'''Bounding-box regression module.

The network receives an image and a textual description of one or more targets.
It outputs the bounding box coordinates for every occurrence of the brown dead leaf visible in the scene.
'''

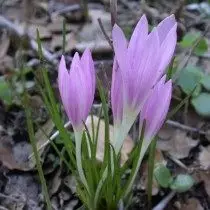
[179,198,203,210]
[193,170,210,197]
[76,9,112,53]
[198,146,210,170]
[157,129,199,159]
[0,33,10,58]
[28,25,52,40]
[139,149,166,195]
[0,135,19,170]
[50,33,76,52]
[85,116,134,164]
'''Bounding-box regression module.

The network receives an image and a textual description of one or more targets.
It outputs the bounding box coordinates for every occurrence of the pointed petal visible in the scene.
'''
[112,24,128,72]
[157,24,177,79]
[157,14,176,44]
[128,15,148,69]
[111,59,123,125]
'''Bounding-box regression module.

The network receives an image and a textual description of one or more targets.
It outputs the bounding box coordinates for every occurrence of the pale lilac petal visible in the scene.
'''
[111,59,123,125]
[132,28,160,110]
[58,50,95,130]
[112,24,128,72]
[140,78,172,141]
[157,24,177,79]
[128,15,148,69]
[157,14,176,44]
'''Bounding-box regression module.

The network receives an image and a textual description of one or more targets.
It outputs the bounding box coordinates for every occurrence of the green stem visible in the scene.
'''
[75,130,90,194]
[147,138,157,210]
[25,107,52,210]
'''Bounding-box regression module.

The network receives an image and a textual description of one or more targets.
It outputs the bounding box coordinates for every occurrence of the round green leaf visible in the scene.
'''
[194,38,208,56]
[179,32,200,48]
[170,174,194,193]
[177,66,204,96]
[154,164,172,188]
[191,93,210,117]
[201,76,210,91]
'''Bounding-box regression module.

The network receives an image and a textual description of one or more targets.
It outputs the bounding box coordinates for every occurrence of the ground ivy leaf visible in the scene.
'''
[191,93,210,117]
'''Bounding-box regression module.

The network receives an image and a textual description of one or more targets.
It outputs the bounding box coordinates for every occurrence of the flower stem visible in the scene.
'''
[75,130,90,194]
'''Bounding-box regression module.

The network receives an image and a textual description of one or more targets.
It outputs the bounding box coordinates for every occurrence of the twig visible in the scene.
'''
[110,0,118,27]
[166,154,189,171]
[0,15,57,65]
[152,191,176,210]
[51,4,80,17]
[98,18,113,50]
[28,121,71,159]
[166,120,206,135]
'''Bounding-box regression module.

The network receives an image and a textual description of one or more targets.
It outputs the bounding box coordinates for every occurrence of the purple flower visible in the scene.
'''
[111,14,177,126]
[140,76,172,142]
[58,49,95,131]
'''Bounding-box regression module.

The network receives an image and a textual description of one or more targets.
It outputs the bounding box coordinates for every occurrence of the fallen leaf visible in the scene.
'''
[193,170,210,197]
[85,115,134,164]
[76,9,112,53]
[157,129,199,159]
[179,198,203,210]
[50,33,76,52]
[28,25,52,40]
[0,135,20,170]
[198,146,210,169]
[0,33,10,58]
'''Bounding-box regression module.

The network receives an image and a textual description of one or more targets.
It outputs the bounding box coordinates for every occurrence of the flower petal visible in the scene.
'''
[157,14,176,44]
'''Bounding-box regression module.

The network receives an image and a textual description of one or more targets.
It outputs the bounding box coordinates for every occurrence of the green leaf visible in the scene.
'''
[154,164,172,188]
[194,38,208,56]
[177,66,203,97]
[201,76,210,91]
[0,77,12,105]
[170,174,194,193]
[191,93,210,117]
[179,32,200,48]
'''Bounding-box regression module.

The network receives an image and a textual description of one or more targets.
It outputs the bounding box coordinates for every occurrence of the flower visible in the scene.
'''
[58,49,95,131]
[111,14,176,152]
[139,76,172,143]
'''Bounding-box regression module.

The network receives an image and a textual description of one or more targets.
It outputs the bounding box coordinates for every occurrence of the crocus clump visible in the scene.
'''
[57,14,177,206]
[111,14,177,153]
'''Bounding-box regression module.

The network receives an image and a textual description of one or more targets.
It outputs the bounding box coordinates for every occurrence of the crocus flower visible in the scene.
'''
[58,49,95,132]
[124,77,172,197]
[111,14,177,152]
[58,49,95,194]
[139,76,172,150]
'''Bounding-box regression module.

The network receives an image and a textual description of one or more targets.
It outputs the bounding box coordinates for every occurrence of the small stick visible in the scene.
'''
[110,0,117,27]
[152,191,176,210]
[166,120,206,135]
[28,121,71,159]
[98,18,113,50]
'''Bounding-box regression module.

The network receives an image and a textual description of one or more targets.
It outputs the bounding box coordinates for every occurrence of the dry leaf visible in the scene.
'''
[76,9,112,53]
[198,146,210,170]
[157,129,199,159]
[28,25,52,40]
[179,198,203,210]
[0,135,20,170]
[50,33,76,52]
[85,116,134,164]
[0,34,10,58]
[193,170,210,197]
